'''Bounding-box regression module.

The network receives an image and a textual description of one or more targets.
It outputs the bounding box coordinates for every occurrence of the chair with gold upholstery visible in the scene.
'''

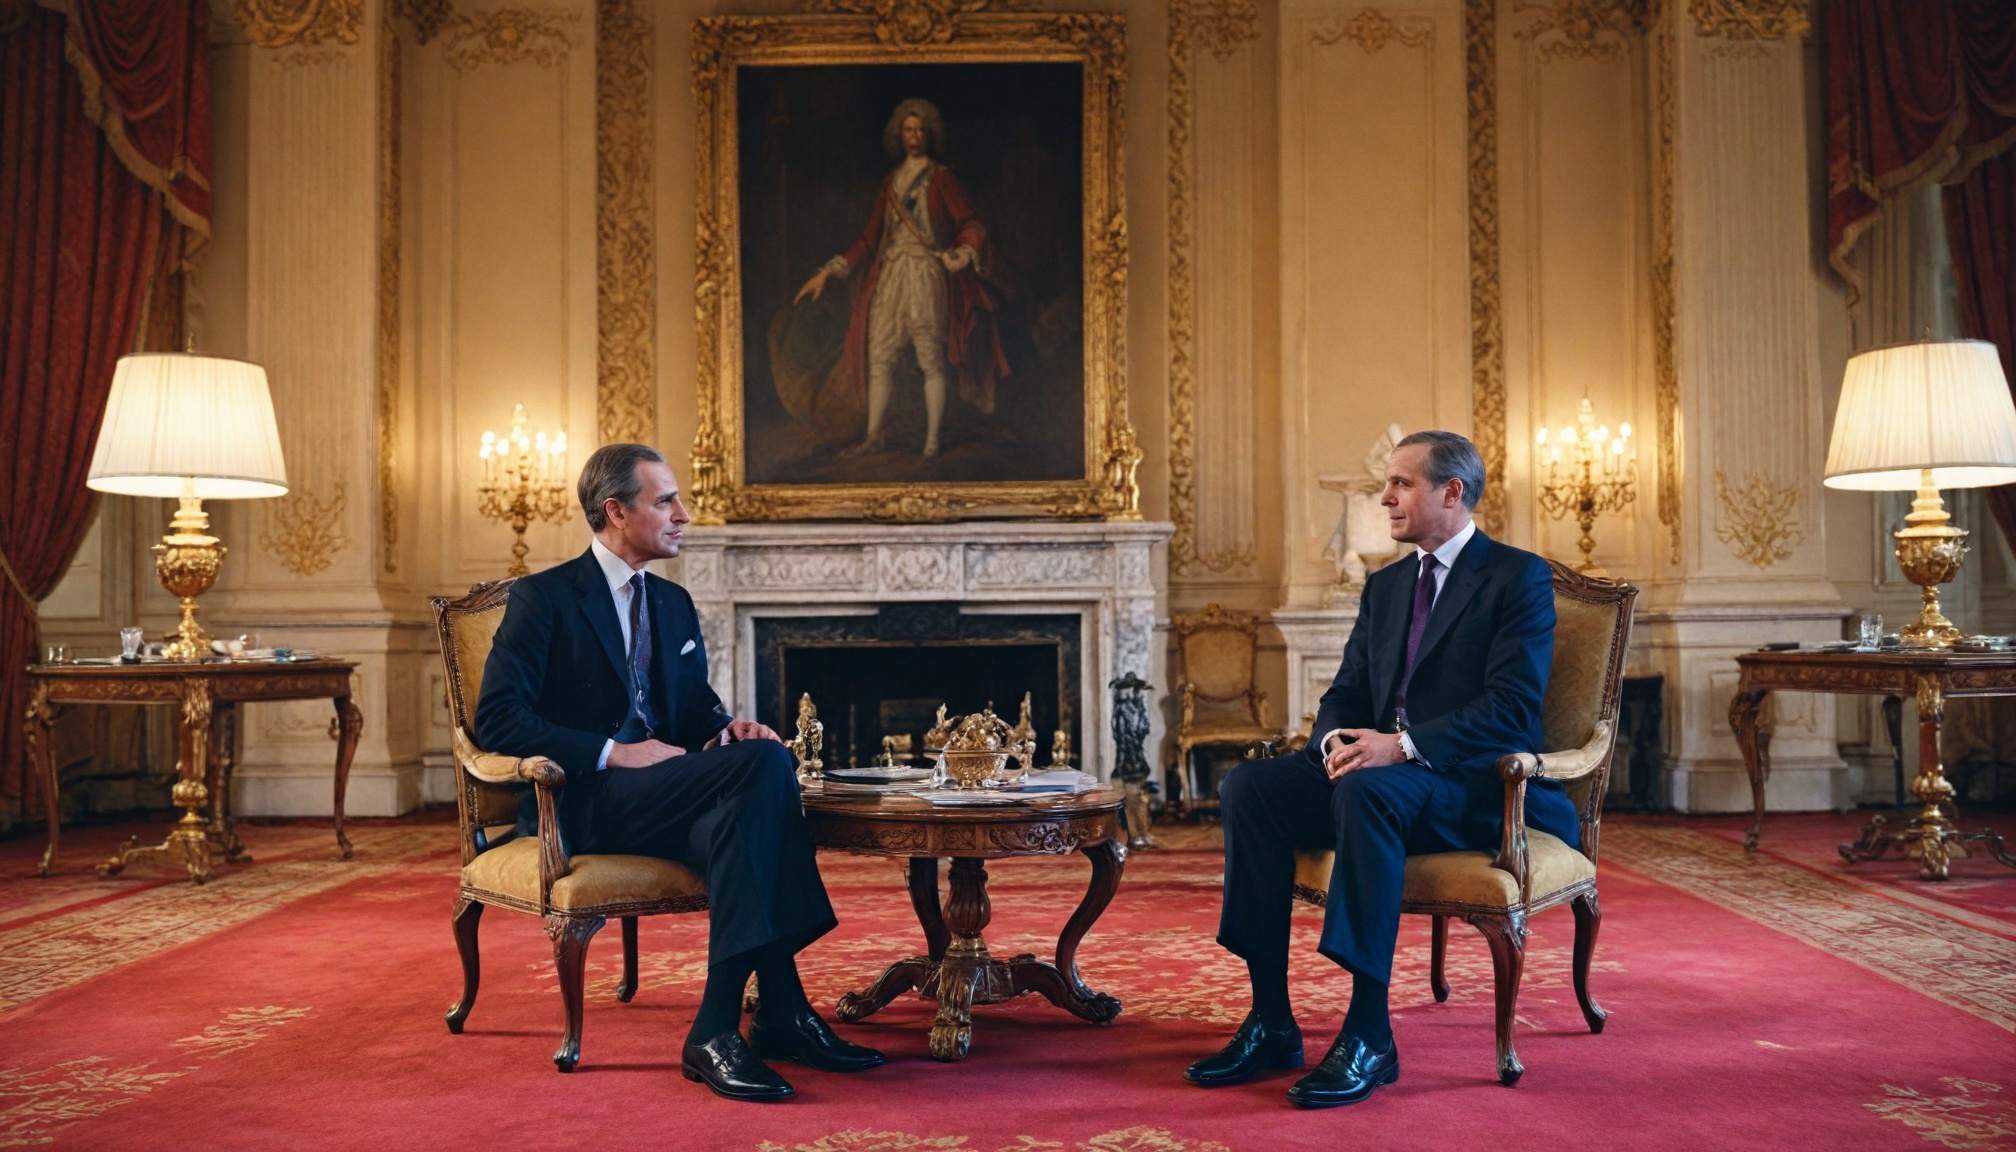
[1171,603,1279,812]
[1288,562,1636,1086]
[431,579,710,1072]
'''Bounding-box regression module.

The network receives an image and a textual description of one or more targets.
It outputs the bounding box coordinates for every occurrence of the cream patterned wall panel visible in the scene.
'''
[1498,11,1652,576]
[1280,3,1468,607]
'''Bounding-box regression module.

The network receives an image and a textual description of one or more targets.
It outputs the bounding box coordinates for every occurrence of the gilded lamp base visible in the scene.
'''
[1894,474,1969,650]
[153,496,226,662]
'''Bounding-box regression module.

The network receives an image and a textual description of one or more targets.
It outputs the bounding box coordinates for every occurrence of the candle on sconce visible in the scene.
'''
[475,404,571,577]
[1535,396,1638,575]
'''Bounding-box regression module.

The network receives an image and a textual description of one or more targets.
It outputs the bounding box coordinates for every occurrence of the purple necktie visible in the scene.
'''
[1394,554,1440,727]
[628,573,658,734]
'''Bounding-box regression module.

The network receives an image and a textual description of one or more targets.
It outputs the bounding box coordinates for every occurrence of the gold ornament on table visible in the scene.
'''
[1007,692,1038,776]
[1535,397,1636,576]
[787,692,825,782]
[940,707,1012,790]
[875,732,914,768]
[477,404,570,577]
[86,354,290,663]
[1824,339,2016,649]
[1049,728,1073,768]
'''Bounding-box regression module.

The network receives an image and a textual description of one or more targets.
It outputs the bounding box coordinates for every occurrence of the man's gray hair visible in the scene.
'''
[578,443,667,531]
[1395,430,1486,510]
[882,98,947,160]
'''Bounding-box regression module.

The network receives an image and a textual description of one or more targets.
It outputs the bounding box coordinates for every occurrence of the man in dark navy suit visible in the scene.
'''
[475,443,882,1103]
[1186,430,1578,1108]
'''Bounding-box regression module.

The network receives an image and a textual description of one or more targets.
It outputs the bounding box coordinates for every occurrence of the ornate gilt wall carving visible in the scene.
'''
[1515,0,1647,61]
[238,0,363,49]
[596,0,656,447]
[396,0,456,44]
[1651,9,1680,561]
[1687,0,1808,40]
[1310,8,1433,51]
[1465,0,1507,537]
[261,483,351,577]
[802,0,1035,47]
[1714,470,1804,569]
[1167,0,1259,576]
[378,9,401,573]
[442,8,577,71]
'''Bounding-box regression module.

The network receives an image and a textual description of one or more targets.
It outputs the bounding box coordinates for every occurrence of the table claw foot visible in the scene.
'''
[1010,962,1122,1024]
[1966,829,2016,869]
[38,845,55,879]
[929,965,977,1062]
[837,957,932,1023]
[1839,814,1896,865]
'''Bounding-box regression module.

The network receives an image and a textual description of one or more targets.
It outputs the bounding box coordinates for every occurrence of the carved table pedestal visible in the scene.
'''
[1730,650,2016,880]
[802,785,1126,1061]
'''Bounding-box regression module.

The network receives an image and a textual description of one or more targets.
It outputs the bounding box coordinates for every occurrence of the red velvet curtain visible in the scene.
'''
[1826,0,2016,542]
[0,0,210,828]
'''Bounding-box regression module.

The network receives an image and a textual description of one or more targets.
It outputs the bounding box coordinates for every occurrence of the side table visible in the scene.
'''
[1729,649,2016,880]
[24,660,362,883]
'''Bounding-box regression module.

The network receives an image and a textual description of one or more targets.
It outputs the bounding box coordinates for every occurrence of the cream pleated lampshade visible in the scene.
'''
[1824,339,2016,492]
[86,353,290,499]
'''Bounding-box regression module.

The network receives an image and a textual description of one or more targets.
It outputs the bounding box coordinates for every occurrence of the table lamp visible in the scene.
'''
[1823,339,2016,648]
[86,353,289,662]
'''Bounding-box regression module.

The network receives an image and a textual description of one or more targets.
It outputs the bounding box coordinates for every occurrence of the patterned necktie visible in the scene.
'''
[1394,553,1441,727]
[628,572,656,734]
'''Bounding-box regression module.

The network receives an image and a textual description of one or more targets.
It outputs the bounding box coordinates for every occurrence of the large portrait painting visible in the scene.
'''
[690,8,1138,523]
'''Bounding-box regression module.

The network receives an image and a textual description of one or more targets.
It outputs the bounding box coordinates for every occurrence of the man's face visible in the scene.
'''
[605,460,689,561]
[901,115,926,158]
[1381,443,1467,546]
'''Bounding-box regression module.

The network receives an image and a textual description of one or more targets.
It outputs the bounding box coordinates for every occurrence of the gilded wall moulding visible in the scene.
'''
[1714,471,1804,569]
[238,0,363,49]
[443,8,577,71]
[1687,0,1809,40]
[1652,19,1681,561]
[800,0,1034,47]
[396,0,457,44]
[377,11,402,573]
[1310,8,1434,51]
[1465,0,1508,537]
[1167,0,1260,576]
[1515,0,1647,62]
[596,0,656,447]
[261,482,351,577]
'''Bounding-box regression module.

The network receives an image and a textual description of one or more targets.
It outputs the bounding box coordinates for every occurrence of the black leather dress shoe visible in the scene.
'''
[1183,1014,1304,1086]
[1286,1033,1399,1108]
[681,1031,794,1102]
[747,1009,886,1072]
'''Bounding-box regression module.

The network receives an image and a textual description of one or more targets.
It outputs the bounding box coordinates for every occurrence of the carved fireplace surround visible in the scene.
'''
[677,521,1173,780]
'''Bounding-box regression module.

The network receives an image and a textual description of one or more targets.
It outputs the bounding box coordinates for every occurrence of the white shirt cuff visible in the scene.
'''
[1319,728,1349,756]
[822,255,850,276]
[597,739,613,771]
[1399,731,1427,767]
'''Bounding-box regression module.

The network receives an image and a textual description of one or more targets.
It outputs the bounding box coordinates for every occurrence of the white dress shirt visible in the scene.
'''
[590,538,646,770]
[1321,518,1478,767]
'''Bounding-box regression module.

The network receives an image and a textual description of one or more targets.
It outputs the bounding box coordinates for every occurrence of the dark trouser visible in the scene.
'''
[1217,752,1502,985]
[583,740,837,964]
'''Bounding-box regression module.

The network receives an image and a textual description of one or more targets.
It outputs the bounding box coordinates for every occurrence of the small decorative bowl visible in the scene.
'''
[941,749,1008,790]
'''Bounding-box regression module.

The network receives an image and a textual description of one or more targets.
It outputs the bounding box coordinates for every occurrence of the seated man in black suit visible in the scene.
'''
[475,442,882,1103]
[1186,430,1579,1108]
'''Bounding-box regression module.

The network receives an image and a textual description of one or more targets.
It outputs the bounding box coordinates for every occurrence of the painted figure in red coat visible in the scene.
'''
[795,99,1009,460]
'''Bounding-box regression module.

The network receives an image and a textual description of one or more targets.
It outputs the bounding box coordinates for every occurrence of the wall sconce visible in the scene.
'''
[477,404,569,577]
[1536,397,1636,576]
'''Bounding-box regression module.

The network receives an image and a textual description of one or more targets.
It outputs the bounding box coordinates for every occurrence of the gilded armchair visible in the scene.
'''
[1172,603,1279,812]
[1289,562,1636,1085]
[431,579,710,1072]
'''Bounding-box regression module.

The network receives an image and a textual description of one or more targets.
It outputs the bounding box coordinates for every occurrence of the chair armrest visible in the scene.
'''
[451,727,570,907]
[1488,721,1616,905]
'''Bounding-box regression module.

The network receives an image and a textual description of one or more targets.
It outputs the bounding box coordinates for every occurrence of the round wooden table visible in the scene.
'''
[801,783,1127,1061]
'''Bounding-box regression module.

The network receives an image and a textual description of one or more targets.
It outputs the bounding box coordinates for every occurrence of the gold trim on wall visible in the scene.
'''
[261,483,351,577]
[378,8,401,574]
[1514,0,1647,62]
[1464,0,1507,538]
[1167,0,1259,576]
[1714,470,1804,569]
[1652,6,1681,562]
[1686,0,1809,40]
[1311,8,1433,52]
[596,0,656,447]
[442,8,577,71]
[237,0,363,49]
[687,9,1139,524]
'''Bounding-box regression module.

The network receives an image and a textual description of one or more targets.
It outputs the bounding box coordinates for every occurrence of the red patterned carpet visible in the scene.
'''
[2,811,2015,1151]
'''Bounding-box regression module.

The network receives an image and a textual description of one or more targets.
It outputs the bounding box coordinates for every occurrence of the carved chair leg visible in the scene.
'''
[1468,911,1527,1087]
[1571,892,1607,1034]
[445,898,483,1034]
[1430,915,1450,1003]
[616,916,640,1004]
[547,914,605,1072]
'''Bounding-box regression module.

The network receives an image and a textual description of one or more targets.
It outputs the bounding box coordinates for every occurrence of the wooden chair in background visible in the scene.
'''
[431,579,711,1072]
[1170,604,1279,816]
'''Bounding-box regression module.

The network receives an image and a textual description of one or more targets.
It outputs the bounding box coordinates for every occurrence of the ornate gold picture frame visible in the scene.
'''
[689,6,1138,524]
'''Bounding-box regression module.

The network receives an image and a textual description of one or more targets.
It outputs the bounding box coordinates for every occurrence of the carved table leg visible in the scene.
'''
[909,856,950,964]
[547,913,605,1072]
[27,684,59,878]
[1882,694,1906,808]
[208,701,251,864]
[836,857,945,1022]
[929,857,994,1061]
[1011,839,1125,1023]
[1839,674,1991,881]
[332,693,362,860]
[1729,688,1769,852]
[99,681,215,884]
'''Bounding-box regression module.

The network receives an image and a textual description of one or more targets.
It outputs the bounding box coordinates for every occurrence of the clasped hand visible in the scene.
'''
[606,720,783,770]
[1323,729,1407,780]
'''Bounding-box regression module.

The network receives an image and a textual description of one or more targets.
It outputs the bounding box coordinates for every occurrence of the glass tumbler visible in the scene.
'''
[120,627,145,661]
[1857,613,1883,650]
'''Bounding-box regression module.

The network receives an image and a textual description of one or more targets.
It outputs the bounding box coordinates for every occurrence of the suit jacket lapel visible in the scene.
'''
[571,551,631,690]
[1411,531,1492,672]
[1371,553,1419,721]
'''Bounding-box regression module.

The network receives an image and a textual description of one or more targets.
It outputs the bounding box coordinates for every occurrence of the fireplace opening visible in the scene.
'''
[755,604,1080,772]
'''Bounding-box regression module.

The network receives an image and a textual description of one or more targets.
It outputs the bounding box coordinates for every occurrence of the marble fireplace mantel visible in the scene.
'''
[677,521,1173,781]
